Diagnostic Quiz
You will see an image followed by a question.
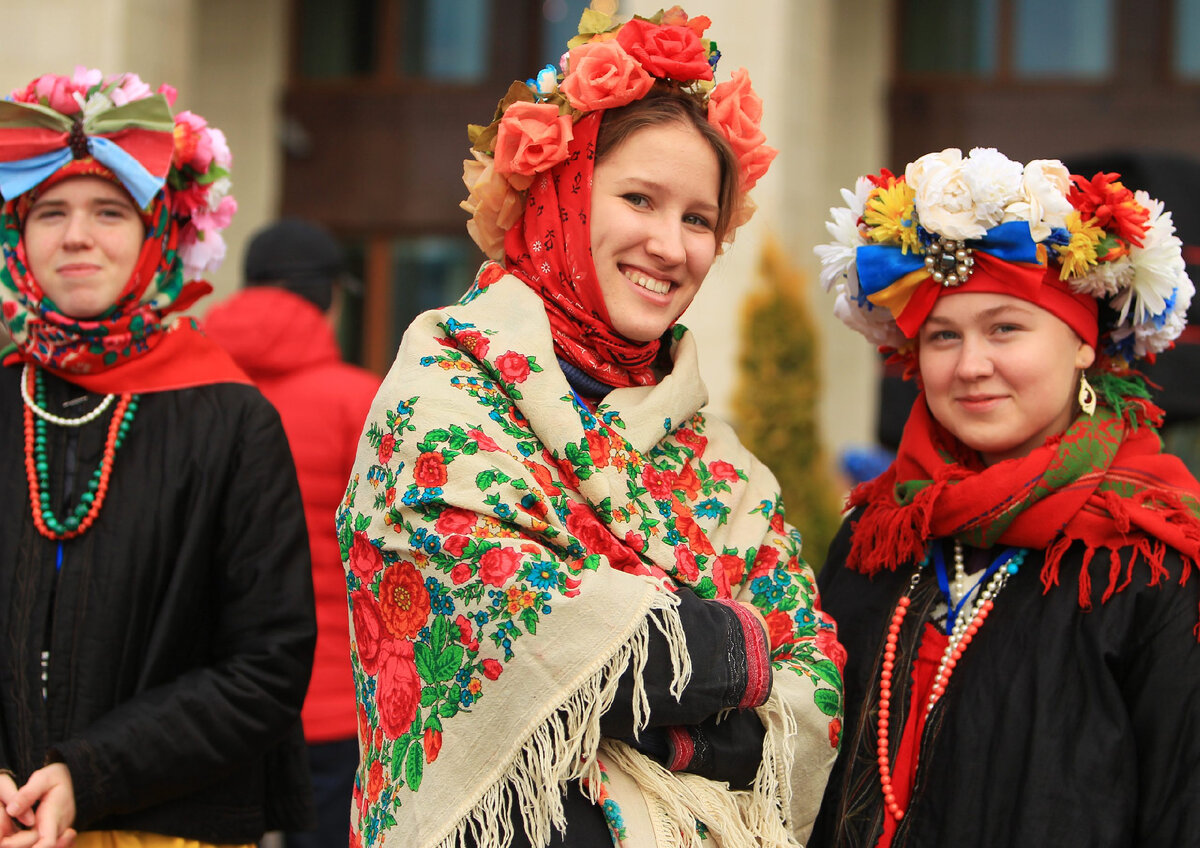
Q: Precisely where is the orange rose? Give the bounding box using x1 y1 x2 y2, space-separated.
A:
707 68 778 191
616 18 713 81
561 40 654 112
493 102 573 178
461 149 530 260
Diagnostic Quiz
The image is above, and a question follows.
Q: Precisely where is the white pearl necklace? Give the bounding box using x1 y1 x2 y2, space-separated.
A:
952 539 967 604
20 363 115 427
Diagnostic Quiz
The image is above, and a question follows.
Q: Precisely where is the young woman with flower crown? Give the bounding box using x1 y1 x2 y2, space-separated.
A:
0 70 316 848
342 8 844 848
808 147 1200 847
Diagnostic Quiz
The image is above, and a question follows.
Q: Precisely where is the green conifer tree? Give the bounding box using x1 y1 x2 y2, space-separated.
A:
732 236 843 570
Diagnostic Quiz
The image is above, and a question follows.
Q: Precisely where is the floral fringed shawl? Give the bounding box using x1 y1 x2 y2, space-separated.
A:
340 269 843 848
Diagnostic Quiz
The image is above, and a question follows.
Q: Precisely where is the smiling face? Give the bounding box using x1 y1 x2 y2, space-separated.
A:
918 291 1096 465
589 120 721 343
23 175 145 319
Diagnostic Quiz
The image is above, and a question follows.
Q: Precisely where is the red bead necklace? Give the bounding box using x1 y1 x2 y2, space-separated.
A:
876 541 1023 823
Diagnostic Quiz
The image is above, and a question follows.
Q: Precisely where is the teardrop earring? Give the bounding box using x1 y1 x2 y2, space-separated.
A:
1078 373 1097 417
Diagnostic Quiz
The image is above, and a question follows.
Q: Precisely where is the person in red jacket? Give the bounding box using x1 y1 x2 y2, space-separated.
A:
204 218 379 848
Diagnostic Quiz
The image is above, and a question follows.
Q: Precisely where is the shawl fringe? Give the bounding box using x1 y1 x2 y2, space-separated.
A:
434 589 691 848
596 686 801 848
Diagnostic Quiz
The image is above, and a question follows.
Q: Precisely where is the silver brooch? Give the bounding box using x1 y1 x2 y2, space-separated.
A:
923 236 975 287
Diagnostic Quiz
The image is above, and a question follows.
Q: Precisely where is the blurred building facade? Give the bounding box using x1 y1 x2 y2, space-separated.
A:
4 0 1198 460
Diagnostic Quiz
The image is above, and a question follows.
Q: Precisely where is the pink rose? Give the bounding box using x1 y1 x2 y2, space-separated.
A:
436 507 477 536
413 451 448 488
624 530 646 552
641 466 675 500
375 640 421 738
33 73 86 114
349 532 384 582
444 536 469 558
468 428 502 452
482 658 504 680
565 501 642 572
367 759 384 802
616 19 713 82
709 460 739 482
478 546 521 587
816 625 848 673
493 102 573 178
495 351 532 384
351 588 388 676
561 40 654 111
454 614 479 651
378 433 396 464
674 546 699 581
707 68 778 190
450 561 473 584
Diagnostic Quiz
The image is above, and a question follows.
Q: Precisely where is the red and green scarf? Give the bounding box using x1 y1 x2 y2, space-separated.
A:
847 381 1200 630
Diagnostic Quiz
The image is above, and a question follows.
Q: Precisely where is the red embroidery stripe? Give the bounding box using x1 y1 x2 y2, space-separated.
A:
666 726 694 771
718 599 771 709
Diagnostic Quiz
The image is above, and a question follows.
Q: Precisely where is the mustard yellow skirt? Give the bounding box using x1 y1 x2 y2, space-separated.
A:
74 832 253 848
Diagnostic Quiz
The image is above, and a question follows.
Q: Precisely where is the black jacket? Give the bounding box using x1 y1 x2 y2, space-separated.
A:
0 366 317 843
810 512 1200 848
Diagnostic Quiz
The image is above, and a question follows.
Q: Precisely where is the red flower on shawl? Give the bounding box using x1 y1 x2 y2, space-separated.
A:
385 487 396 507
675 427 709 456
349 533 384 582
615 18 713 81
423 727 443 763
454 614 479 652
351 588 389 675
543 452 580 492
378 561 430 639
708 460 739 483
675 463 702 500
764 609 795 651
675 512 714 556
566 501 643 571
367 760 385 802
770 513 786 534
625 530 646 553
478 546 522 587
482 658 504 680
455 330 490 359
1068 172 1150 248
748 544 780 579
450 561 472 584
719 553 747 587
586 430 611 468
436 507 476 536
674 546 700 582
469 428 502 452
816 625 848 673
378 433 396 465
496 351 533 384
376 640 421 738
828 717 842 750
413 451 448 488
642 465 676 500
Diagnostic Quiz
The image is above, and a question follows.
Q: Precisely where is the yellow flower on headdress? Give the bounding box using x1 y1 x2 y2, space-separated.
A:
863 180 920 254
1056 211 1104 280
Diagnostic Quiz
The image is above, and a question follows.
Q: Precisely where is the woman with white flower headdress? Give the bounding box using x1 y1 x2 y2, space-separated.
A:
343 7 844 848
0 69 316 848
809 147 1200 847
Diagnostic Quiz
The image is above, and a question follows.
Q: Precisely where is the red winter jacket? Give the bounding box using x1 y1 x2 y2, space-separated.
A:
204 286 379 743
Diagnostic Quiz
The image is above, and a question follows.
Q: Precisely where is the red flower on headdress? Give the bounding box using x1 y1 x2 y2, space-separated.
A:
660 6 712 36
707 68 777 191
493 102 573 178
616 18 714 82
561 40 654 112
1068 172 1150 248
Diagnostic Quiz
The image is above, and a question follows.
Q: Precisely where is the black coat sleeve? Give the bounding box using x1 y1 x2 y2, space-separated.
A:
51 395 317 827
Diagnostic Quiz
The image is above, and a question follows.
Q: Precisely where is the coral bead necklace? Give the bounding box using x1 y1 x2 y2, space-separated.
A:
22 363 139 540
876 540 1024 823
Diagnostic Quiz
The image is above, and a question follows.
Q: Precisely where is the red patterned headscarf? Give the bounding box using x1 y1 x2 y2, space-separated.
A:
503 112 658 388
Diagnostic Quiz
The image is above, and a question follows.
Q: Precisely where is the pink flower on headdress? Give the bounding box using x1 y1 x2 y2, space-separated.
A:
192 195 237 232
493 101 573 178
615 18 713 82
173 111 215 172
30 74 88 114
109 73 151 106
708 68 777 191
208 128 232 169
561 40 654 112
157 83 178 106
179 224 226 275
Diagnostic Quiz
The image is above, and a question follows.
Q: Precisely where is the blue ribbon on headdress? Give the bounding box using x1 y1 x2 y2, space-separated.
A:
856 220 1046 335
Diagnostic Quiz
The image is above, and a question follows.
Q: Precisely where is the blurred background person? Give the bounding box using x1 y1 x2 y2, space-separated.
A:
205 218 379 848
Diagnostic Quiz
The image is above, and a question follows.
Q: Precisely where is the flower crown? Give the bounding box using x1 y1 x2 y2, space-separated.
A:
460 6 777 259
815 147 1193 365
1 66 236 278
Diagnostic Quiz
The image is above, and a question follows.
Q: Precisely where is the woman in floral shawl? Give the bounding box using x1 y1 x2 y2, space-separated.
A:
809 148 1200 847
342 8 843 848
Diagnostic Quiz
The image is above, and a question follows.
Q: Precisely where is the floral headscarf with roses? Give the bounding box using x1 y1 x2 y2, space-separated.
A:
461 7 777 389
0 68 245 392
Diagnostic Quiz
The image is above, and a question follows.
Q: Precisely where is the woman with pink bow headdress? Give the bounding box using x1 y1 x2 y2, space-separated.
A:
0 69 316 848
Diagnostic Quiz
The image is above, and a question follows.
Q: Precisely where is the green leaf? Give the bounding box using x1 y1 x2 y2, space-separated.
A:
476 469 498 490
414 643 437 680
420 687 437 707
439 700 460 718
520 607 539 635
425 713 443 732
431 644 465 683
425 428 451 444
405 739 425 791
814 687 841 717
810 659 843 691
431 615 450 651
